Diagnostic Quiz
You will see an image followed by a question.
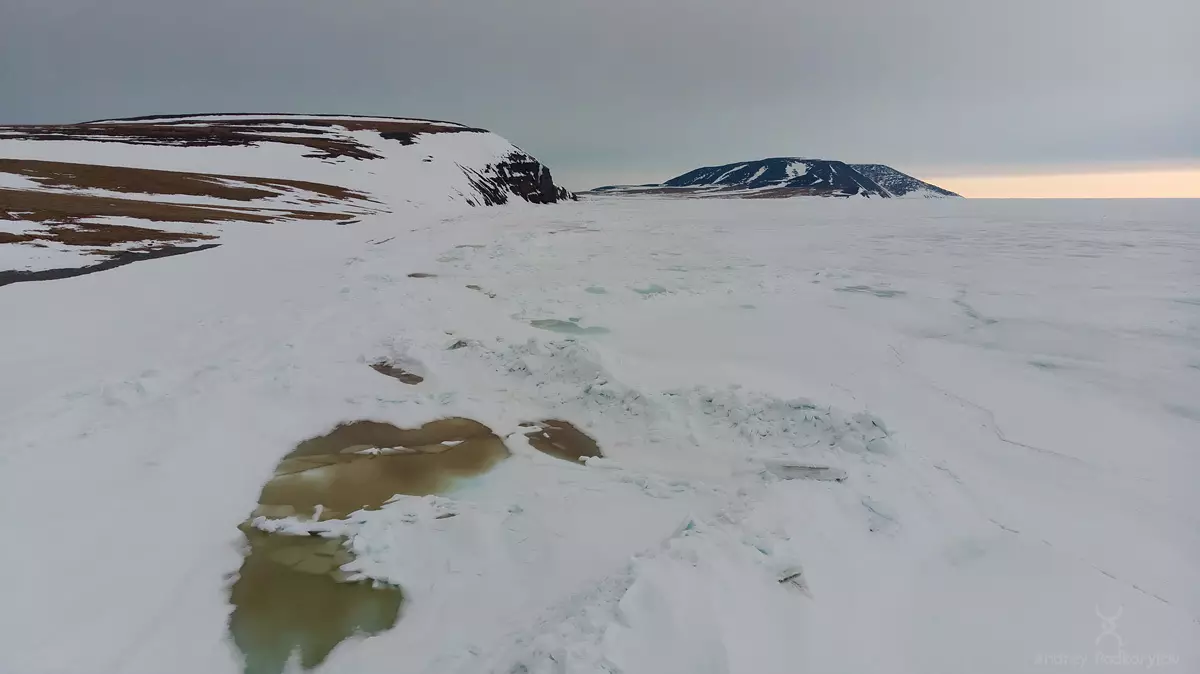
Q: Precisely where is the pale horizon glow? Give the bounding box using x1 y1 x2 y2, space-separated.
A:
4 0 1195 190
929 168 1200 199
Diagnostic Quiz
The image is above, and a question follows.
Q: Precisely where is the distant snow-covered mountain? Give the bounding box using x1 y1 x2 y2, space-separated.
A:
849 164 960 198
664 158 889 197
589 157 960 199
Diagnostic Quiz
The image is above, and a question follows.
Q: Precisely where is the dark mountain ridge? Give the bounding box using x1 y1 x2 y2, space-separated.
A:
591 157 960 199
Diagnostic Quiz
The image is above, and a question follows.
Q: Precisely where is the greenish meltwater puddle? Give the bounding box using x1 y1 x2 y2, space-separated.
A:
835 285 906 298
632 283 668 295
529 319 609 335
229 418 510 674
229 531 403 674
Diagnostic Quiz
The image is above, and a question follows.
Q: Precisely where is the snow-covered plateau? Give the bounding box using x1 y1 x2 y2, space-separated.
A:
1 196 1197 674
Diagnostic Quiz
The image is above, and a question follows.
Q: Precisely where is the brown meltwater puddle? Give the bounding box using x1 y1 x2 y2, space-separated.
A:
369 361 423 385
264 418 510 517
229 530 403 674
522 419 603 463
229 418 510 674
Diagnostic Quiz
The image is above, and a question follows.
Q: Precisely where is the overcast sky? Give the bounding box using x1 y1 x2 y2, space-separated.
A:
1 0 1195 190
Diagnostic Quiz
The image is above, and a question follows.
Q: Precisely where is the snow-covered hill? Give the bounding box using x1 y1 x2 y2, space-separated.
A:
850 164 961 198
590 158 958 199
0 114 571 284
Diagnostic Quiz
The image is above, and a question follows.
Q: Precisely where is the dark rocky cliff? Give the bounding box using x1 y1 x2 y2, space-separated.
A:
465 151 575 206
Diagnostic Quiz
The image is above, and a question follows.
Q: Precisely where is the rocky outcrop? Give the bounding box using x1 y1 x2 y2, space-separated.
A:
464 151 575 206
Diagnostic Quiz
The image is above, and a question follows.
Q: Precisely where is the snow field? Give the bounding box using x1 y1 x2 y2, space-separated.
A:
0 197 1196 673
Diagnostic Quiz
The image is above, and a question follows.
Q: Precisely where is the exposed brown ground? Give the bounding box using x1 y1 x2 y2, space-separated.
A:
161 116 480 135
1 187 355 227
0 115 482 160
369 361 424 385
0 122 383 160
0 114 515 286
0 221 213 248
0 158 369 204
92 113 481 135
523 420 603 463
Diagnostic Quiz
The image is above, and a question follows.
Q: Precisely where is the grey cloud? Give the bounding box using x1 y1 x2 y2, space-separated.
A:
1 0 1195 188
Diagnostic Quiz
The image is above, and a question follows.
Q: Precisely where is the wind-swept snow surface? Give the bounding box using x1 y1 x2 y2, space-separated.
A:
1 198 1197 673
